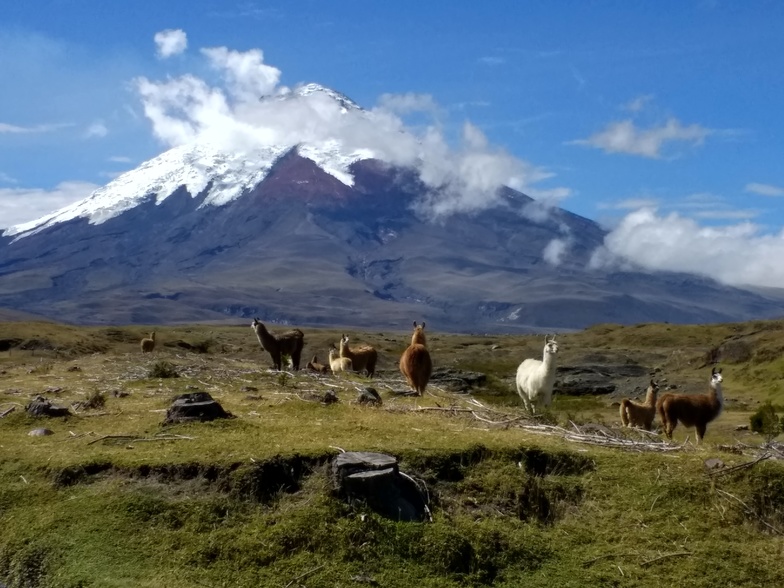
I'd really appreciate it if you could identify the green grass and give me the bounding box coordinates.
[2,319,784,586]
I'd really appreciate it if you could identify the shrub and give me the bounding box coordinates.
[749,402,782,441]
[148,361,179,379]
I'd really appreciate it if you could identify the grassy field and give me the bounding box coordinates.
[1,319,784,587]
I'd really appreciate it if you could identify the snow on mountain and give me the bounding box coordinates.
[4,83,374,240]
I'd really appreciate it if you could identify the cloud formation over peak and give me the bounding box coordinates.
[134,30,568,218]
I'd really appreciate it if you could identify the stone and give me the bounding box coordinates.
[28,428,54,437]
[163,392,233,424]
[331,451,430,522]
[25,396,71,418]
[357,387,382,405]
[429,368,487,393]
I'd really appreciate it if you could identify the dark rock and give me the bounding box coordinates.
[163,392,233,424]
[331,451,430,522]
[429,368,487,393]
[0,338,23,352]
[323,390,339,405]
[555,363,649,396]
[240,385,258,392]
[25,396,71,418]
[358,387,382,405]
[66,365,81,372]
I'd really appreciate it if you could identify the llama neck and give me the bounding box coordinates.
[710,381,724,408]
[644,388,657,406]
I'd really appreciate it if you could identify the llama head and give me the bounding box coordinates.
[328,347,339,360]
[251,317,261,330]
[711,367,723,386]
[648,379,660,393]
[340,334,349,346]
[411,321,427,345]
[544,335,558,356]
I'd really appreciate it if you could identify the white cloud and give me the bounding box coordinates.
[377,92,439,116]
[623,95,654,112]
[543,238,569,266]
[133,33,569,219]
[745,182,784,197]
[0,181,99,229]
[108,156,132,163]
[571,118,712,158]
[84,121,108,138]
[154,29,188,59]
[599,197,660,210]
[0,171,18,184]
[590,207,784,288]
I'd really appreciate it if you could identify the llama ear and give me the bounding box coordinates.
[421,322,426,330]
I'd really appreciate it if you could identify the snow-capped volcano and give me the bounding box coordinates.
[2,82,783,331]
[5,83,376,239]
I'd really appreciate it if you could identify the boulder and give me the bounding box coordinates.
[555,363,649,396]
[25,396,71,418]
[163,392,232,424]
[331,451,430,522]
[430,368,487,393]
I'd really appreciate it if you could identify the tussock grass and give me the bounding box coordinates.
[2,318,784,586]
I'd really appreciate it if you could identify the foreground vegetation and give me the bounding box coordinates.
[1,319,784,587]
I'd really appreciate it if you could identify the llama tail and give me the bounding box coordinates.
[619,399,630,426]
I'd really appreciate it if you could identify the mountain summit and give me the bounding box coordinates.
[1,85,783,331]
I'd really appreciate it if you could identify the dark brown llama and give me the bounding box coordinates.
[339,334,378,377]
[399,321,432,396]
[657,367,724,444]
[250,318,305,371]
[619,380,659,430]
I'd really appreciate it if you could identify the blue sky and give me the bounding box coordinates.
[2,1,784,287]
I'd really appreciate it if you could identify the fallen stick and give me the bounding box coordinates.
[284,563,326,588]
[640,551,692,567]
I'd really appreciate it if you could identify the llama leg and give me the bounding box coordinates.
[271,351,281,371]
[695,424,706,444]
[292,349,301,371]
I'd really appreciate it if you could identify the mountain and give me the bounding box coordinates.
[2,85,783,332]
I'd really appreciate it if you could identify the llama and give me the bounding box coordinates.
[328,347,353,373]
[620,380,660,430]
[250,318,305,371]
[140,332,156,353]
[515,335,559,414]
[339,334,378,377]
[399,321,432,396]
[306,355,329,374]
[657,367,724,444]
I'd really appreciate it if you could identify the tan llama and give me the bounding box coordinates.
[140,332,156,353]
[619,380,659,430]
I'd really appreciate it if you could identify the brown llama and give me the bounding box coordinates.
[306,355,329,374]
[657,367,724,444]
[399,321,432,396]
[619,379,660,430]
[140,332,156,353]
[339,334,378,377]
[250,318,305,371]
[328,347,352,373]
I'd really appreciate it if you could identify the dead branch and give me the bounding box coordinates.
[284,563,326,588]
[640,551,693,567]
[707,453,772,477]
[716,489,783,535]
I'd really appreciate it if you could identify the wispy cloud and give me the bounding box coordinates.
[84,121,108,139]
[745,182,784,197]
[0,181,99,229]
[0,122,71,134]
[377,93,439,116]
[478,56,505,66]
[108,156,133,163]
[590,207,784,288]
[154,29,188,59]
[623,94,654,113]
[570,118,712,159]
[599,197,660,210]
[0,171,18,184]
